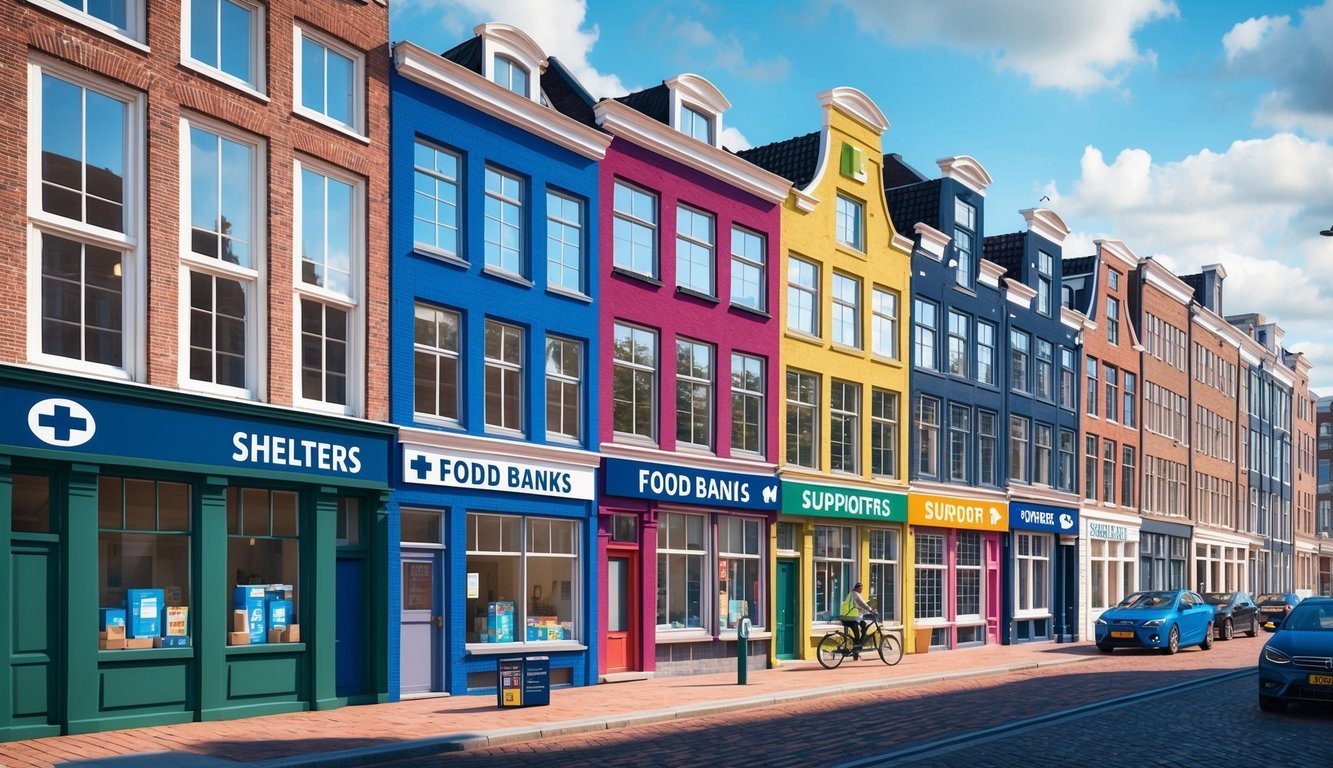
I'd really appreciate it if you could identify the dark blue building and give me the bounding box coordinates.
[388,24,610,697]
[984,210,1083,643]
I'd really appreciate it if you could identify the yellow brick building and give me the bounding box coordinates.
[739,88,913,662]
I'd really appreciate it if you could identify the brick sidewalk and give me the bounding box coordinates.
[0,643,1104,768]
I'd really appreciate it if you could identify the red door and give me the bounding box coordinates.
[606,555,638,672]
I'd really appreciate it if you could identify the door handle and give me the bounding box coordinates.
[432,615,443,628]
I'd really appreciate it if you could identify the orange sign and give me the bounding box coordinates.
[908,493,1008,532]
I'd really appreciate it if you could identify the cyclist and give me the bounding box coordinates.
[839,581,876,650]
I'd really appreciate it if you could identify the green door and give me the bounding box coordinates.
[9,541,59,739]
[775,559,798,659]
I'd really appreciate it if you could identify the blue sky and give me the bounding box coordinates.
[392,0,1333,392]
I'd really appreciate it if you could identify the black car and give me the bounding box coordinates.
[1257,593,1303,631]
[1202,591,1260,639]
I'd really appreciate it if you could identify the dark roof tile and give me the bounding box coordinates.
[439,36,483,74]
[734,132,820,188]
[541,56,598,128]
[1062,255,1096,277]
[615,84,670,124]
[983,232,1026,278]
[884,180,941,233]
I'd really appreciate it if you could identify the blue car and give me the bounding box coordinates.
[1094,589,1215,655]
[1258,596,1333,712]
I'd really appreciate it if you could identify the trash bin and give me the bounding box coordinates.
[913,626,932,654]
[497,656,550,708]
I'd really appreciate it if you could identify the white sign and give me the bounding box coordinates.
[1088,522,1131,541]
[467,572,479,599]
[28,398,96,447]
[403,446,596,500]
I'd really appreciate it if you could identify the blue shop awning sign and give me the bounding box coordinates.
[603,458,778,511]
[1009,500,1079,534]
[3,381,389,484]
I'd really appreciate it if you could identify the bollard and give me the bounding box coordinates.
[737,617,752,685]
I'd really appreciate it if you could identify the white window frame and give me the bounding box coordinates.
[1034,423,1053,486]
[787,256,820,337]
[675,337,714,450]
[913,298,938,371]
[484,319,525,436]
[291,156,364,416]
[177,114,265,399]
[1009,415,1029,482]
[1015,532,1052,616]
[872,286,899,360]
[729,226,766,312]
[835,194,864,251]
[292,24,366,138]
[730,352,765,458]
[181,0,266,96]
[675,205,715,296]
[813,524,855,624]
[492,54,530,97]
[612,322,658,443]
[870,388,899,479]
[831,272,861,349]
[916,395,940,478]
[829,379,859,475]
[544,335,581,444]
[484,166,525,278]
[27,57,146,381]
[717,515,764,629]
[914,532,946,623]
[947,309,968,376]
[868,528,899,622]
[30,0,145,46]
[786,369,819,469]
[412,139,462,260]
[546,190,584,295]
[413,302,462,426]
[612,181,658,278]
[657,511,709,633]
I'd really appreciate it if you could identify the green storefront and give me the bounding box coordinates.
[0,367,394,740]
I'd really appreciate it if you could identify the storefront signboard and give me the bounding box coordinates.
[781,480,906,521]
[1088,522,1134,541]
[603,458,778,511]
[402,445,596,500]
[907,492,1008,532]
[1009,501,1079,534]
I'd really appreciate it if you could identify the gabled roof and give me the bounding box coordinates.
[1062,255,1095,277]
[615,84,670,124]
[983,232,1025,278]
[884,153,930,188]
[439,35,483,73]
[884,179,941,233]
[734,131,820,189]
[542,56,597,128]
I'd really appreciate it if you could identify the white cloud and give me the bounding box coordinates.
[647,12,790,82]
[719,125,751,151]
[1045,133,1333,388]
[1223,1,1333,138]
[833,0,1177,93]
[392,0,628,98]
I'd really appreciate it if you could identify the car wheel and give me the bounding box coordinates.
[1200,624,1213,650]
[1097,641,1114,654]
[1258,695,1287,713]
[1221,618,1234,641]
[1246,618,1258,638]
[1164,626,1180,655]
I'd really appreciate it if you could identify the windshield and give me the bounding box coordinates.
[1118,591,1176,609]
[1202,593,1231,605]
[1281,604,1333,631]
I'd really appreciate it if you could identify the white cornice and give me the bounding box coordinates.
[595,100,791,203]
[914,223,950,261]
[1004,277,1037,308]
[1060,306,1086,331]
[1021,208,1070,246]
[1202,262,1228,279]
[818,86,889,134]
[475,23,548,73]
[393,41,610,160]
[793,112,833,206]
[891,232,915,255]
[400,427,602,469]
[793,187,819,213]
[1094,238,1139,270]
[978,259,1006,289]
[1139,259,1195,305]
[1239,344,1261,366]
[936,155,992,196]
[666,73,731,114]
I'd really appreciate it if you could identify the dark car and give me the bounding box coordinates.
[1258,597,1333,712]
[1202,591,1260,640]
[1257,593,1303,631]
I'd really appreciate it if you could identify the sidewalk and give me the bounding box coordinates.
[0,642,1103,768]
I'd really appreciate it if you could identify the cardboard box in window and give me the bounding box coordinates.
[233,586,267,644]
[228,631,250,646]
[99,608,126,630]
[164,606,188,637]
[154,636,190,648]
[99,637,127,650]
[125,589,164,638]
[100,626,126,641]
[232,609,248,633]
[282,624,300,643]
[265,585,294,604]
[125,637,154,649]
[267,628,286,644]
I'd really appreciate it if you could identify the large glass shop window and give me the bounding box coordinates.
[98,477,192,648]
[717,516,763,629]
[657,512,705,630]
[813,524,854,621]
[227,487,300,634]
[466,513,579,643]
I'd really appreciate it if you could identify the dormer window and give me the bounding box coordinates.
[681,105,713,144]
[493,55,529,97]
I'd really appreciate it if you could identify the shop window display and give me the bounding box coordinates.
[226,487,299,644]
[466,513,579,643]
[717,516,762,629]
[98,477,191,649]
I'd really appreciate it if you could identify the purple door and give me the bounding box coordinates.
[400,549,442,694]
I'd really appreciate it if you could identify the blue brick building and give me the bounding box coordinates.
[388,24,610,697]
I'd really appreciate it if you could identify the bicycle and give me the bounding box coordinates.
[816,613,903,668]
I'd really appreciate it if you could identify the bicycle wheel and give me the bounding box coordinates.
[877,631,903,666]
[817,631,848,669]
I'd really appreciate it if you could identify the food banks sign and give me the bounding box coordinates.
[781,480,906,522]
[603,458,778,511]
[908,492,1008,532]
[403,445,596,500]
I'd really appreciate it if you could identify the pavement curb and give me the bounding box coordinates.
[252,654,1100,768]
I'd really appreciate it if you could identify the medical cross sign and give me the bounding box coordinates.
[27,398,96,447]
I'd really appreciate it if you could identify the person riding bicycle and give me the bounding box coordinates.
[839,581,876,649]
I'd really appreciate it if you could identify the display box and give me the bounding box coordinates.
[265,585,294,604]
[99,608,127,630]
[164,606,188,637]
[267,600,292,631]
[227,631,250,646]
[232,609,248,633]
[282,624,300,643]
[125,637,154,649]
[99,626,125,641]
[487,601,514,644]
[154,636,190,648]
[267,628,286,644]
[99,638,127,650]
[125,589,165,639]
[233,586,267,644]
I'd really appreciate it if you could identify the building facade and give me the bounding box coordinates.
[1317,397,1333,595]
[0,0,392,739]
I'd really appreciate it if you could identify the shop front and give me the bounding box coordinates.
[600,457,778,678]
[906,490,1008,651]
[394,432,600,697]
[1192,528,1254,594]
[1139,518,1192,590]
[0,367,393,741]
[1080,511,1141,640]
[1005,501,1079,643]
[774,480,907,662]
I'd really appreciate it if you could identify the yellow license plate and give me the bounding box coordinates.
[1110,630,1134,639]
[1309,674,1333,687]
